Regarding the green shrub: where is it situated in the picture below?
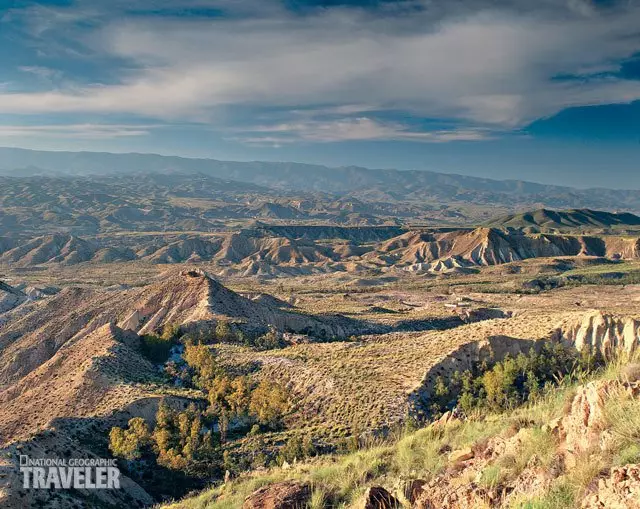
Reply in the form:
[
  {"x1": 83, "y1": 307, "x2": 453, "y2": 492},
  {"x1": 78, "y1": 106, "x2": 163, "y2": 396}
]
[
  {"x1": 140, "y1": 334, "x2": 174, "y2": 364},
  {"x1": 429, "y1": 343, "x2": 600, "y2": 417},
  {"x1": 109, "y1": 417, "x2": 152, "y2": 460}
]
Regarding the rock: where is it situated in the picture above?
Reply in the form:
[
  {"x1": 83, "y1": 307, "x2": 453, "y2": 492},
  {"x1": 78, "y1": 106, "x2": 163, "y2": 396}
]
[
  {"x1": 358, "y1": 486, "x2": 401, "y2": 509},
  {"x1": 541, "y1": 416, "x2": 562, "y2": 435},
  {"x1": 563, "y1": 380, "x2": 640, "y2": 467},
  {"x1": 399, "y1": 479, "x2": 427, "y2": 504},
  {"x1": 242, "y1": 481, "x2": 311, "y2": 509},
  {"x1": 458, "y1": 307, "x2": 511, "y2": 323},
  {"x1": 448, "y1": 447, "x2": 474, "y2": 464},
  {"x1": 581, "y1": 464, "x2": 640, "y2": 509},
  {"x1": 560, "y1": 311, "x2": 640, "y2": 360},
  {"x1": 432, "y1": 411, "x2": 451, "y2": 427}
]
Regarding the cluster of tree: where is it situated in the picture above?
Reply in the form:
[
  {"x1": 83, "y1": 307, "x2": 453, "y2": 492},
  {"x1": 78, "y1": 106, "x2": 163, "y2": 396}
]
[
  {"x1": 109, "y1": 404, "x2": 219, "y2": 478},
  {"x1": 184, "y1": 340, "x2": 291, "y2": 439},
  {"x1": 183, "y1": 321, "x2": 287, "y2": 350},
  {"x1": 140, "y1": 323, "x2": 180, "y2": 363},
  {"x1": 429, "y1": 342, "x2": 598, "y2": 417},
  {"x1": 111, "y1": 339, "x2": 293, "y2": 479}
]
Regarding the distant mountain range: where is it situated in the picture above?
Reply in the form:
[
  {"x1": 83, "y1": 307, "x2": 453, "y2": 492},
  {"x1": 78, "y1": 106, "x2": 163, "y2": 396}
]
[{"x1": 1, "y1": 147, "x2": 640, "y2": 212}]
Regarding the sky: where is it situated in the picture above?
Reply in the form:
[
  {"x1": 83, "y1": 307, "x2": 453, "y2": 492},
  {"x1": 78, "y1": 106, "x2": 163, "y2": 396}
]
[{"x1": 0, "y1": 0, "x2": 639, "y2": 187}]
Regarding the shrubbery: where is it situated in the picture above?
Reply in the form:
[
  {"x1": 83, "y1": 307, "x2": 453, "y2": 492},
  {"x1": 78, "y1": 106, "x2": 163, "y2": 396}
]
[
  {"x1": 109, "y1": 403, "x2": 220, "y2": 479},
  {"x1": 140, "y1": 323, "x2": 180, "y2": 363},
  {"x1": 182, "y1": 321, "x2": 287, "y2": 350},
  {"x1": 112, "y1": 336, "x2": 293, "y2": 478},
  {"x1": 429, "y1": 342, "x2": 598, "y2": 417}
]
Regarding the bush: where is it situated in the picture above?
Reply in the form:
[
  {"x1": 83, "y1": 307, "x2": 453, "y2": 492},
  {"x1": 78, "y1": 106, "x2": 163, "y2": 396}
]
[
  {"x1": 276, "y1": 435, "x2": 316, "y2": 465},
  {"x1": 109, "y1": 417, "x2": 152, "y2": 460},
  {"x1": 429, "y1": 343, "x2": 599, "y2": 417},
  {"x1": 111, "y1": 403, "x2": 220, "y2": 478},
  {"x1": 140, "y1": 334, "x2": 174, "y2": 364},
  {"x1": 249, "y1": 379, "x2": 292, "y2": 429},
  {"x1": 183, "y1": 341, "x2": 222, "y2": 388}
]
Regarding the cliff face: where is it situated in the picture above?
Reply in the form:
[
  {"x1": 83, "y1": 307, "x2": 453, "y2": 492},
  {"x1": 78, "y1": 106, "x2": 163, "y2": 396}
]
[
  {"x1": 1, "y1": 228, "x2": 639, "y2": 273},
  {"x1": 557, "y1": 311, "x2": 640, "y2": 359},
  {"x1": 409, "y1": 311, "x2": 640, "y2": 420},
  {"x1": 408, "y1": 334, "x2": 549, "y2": 419}
]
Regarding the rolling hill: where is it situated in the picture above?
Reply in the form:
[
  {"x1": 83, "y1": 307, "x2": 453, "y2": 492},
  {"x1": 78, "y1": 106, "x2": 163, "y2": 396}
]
[
  {"x1": 487, "y1": 208, "x2": 640, "y2": 231},
  {"x1": 2, "y1": 147, "x2": 640, "y2": 213}
]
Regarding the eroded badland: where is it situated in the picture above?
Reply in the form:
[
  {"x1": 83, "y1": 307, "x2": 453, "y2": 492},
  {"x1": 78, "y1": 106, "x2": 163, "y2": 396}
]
[{"x1": 1, "y1": 164, "x2": 640, "y2": 508}]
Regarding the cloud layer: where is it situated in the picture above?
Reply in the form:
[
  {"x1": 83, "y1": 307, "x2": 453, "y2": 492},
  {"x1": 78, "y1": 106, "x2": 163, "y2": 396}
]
[{"x1": 1, "y1": 0, "x2": 640, "y2": 142}]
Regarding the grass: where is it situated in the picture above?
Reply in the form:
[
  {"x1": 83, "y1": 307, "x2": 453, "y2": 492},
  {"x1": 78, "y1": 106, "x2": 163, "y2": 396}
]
[
  {"x1": 515, "y1": 481, "x2": 575, "y2": 509},
  {"x1": 479, "y1": 464, "x2": 504, "y2": 489},
  {"x1": 603, "y1": 384, "x2": 640, "y2": 449},
  {"x1": 163, "y1": 352, "x2": 640, "y2": 509}
]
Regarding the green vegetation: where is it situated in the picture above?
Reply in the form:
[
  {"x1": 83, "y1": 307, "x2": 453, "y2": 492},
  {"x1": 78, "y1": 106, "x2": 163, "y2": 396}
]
[
  {"x1": 108, "y1": 417, "x2": 151, "y2": 461},
  {"x1": 140, "y1": 323, "x2": 180, "y2": 363},
  {"x1": 111, "y1": 335, "x2": 294, "y2": 483},
  {"x1": 163, "y1": 354, "x2": 640, "y2": 509},
  {"x1": 183, "y1": 321, "x2": 287, "y2": 350},
  {"x1": 429, "y1": 343, "x2": 597, "y2": 417}
]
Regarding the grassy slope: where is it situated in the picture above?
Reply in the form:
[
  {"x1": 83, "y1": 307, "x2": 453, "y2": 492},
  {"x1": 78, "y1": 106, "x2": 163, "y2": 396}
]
[{"x1": 162, "y1": 357, "x2": 640, "y2": 509}]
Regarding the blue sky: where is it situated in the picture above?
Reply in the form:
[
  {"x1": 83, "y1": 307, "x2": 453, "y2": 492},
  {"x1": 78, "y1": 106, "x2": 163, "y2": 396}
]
[{"x1": 0, "y1": 0, "x2": 639, "y2": 187}]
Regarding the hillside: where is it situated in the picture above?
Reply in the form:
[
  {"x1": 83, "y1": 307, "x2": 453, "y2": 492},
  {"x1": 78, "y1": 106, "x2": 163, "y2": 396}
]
[
  {"x1": 487, "y1": 208, "x2": 640, "y2": 231},
  {"x1": 165, "y1": 354, "x2": 640, "y2": 509},
  {"x1": 3, "y1": 228, "x2": 639, "y2": 278},
  {"x1": 1, "y1": 148, "x2": 640, "y2": 215}
]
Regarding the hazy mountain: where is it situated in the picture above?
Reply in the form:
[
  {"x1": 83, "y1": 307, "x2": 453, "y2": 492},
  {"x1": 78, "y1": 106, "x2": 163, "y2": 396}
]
[{"x1": 1, "y1": 147, "x2": 640, "y2": 212}]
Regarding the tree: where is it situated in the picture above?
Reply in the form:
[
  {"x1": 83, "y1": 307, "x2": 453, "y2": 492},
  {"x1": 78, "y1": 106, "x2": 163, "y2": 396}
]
[
  {"x1": 183, "y1": 341, "x2": 220, "y2": 388},
  {"x1": 140, "y1": 334, "x2": 174, "y2": 364},
  {"x1": 249, "y1": 379, "x2": 291, "y2": 429},
  {"x1": 215, "y1": 320, "x2": 233, "y2": 342},
  {"x1": 254, "y1": 327, "x2": 286, "y2": 350},
  {"x1": 153, "y1": 403, "x2": 218, "y2": 474},
  {"x1": 109, "y1": 417, "x2": 152, "y2": 460},
  {"x1": 208, "y1": 376, "x2": 235, "y2": 442}
]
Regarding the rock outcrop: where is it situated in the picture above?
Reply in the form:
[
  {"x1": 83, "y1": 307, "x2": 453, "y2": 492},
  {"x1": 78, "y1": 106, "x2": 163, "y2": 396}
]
[
  {"x1": 2, "y1": 227, "x2": 640, "y2": 273},
  {"x1": 0, "y1": 281, "x2": 26, "y2": 315},
  {"x1": 558, "y1": 311, "x2": 640, "y2": 359},
  {"x1": 582, "y1": 464, "x2": 640, "y2": 509},
  {"x1": 242, "y1": 481, "x2": 311, "y2": 509},
  {"x1": 561, "y1": 380, "x2": 640, "y2": 461},
  {"x1": 358, "y1": 486, "x2": 401, "y2": 509}
]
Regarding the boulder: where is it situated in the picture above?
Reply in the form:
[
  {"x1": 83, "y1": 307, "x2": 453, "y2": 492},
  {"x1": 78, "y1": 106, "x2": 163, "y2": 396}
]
[
  {"x1": 242, "y1": 481, "x2": 311, "y2": 509},
  {"x1": 448, "y1": 447, "x2": 474, "y2": 464},
  {"x1": 400, "y1": 479, "x2": 427, "y2": 504},
  {"x1": 582, "y1": 464, "x2": 640, "y2": 509},
  {"x1": 563, "y1": 380, "x2": 640, "y2": 460},
  {"x1": 358, "y1": 486, "x2": 401, "y2": 509}
]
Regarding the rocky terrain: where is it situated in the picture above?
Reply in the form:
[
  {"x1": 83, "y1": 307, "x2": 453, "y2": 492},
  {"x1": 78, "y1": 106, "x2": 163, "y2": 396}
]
[
  {"x1": 1, "y1": 256, "x2": 639, "y2": 507},
  {"x1": 487, "y1": 208, "x2": 640, "y2": 233},
  {"x1": 2, "y1": 226, "x2": 640, "y2": 281},
  {"x1": 0, "y1": 153, "x2": 640, "y2": 508}
]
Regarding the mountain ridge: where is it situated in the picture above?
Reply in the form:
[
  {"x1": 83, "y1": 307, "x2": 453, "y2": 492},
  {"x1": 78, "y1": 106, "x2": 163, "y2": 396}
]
[
  {"x1": 487, "y1": 208, "x2": 640, "y2": 231},
  {"x1": 0, "y1": 146, "x2": 637, "y2": 195}
]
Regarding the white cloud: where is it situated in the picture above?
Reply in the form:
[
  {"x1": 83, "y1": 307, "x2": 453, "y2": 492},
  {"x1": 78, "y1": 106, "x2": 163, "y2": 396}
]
[
  {"x1": 229, "y1": 117, "x2": 494, "y2": 144},
  {"x1": 1, "y1": 1, "x2": 640, "y2": 142},
  {"x1": 0, "y1": 124, "x2": 151, "y2": 139}
]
